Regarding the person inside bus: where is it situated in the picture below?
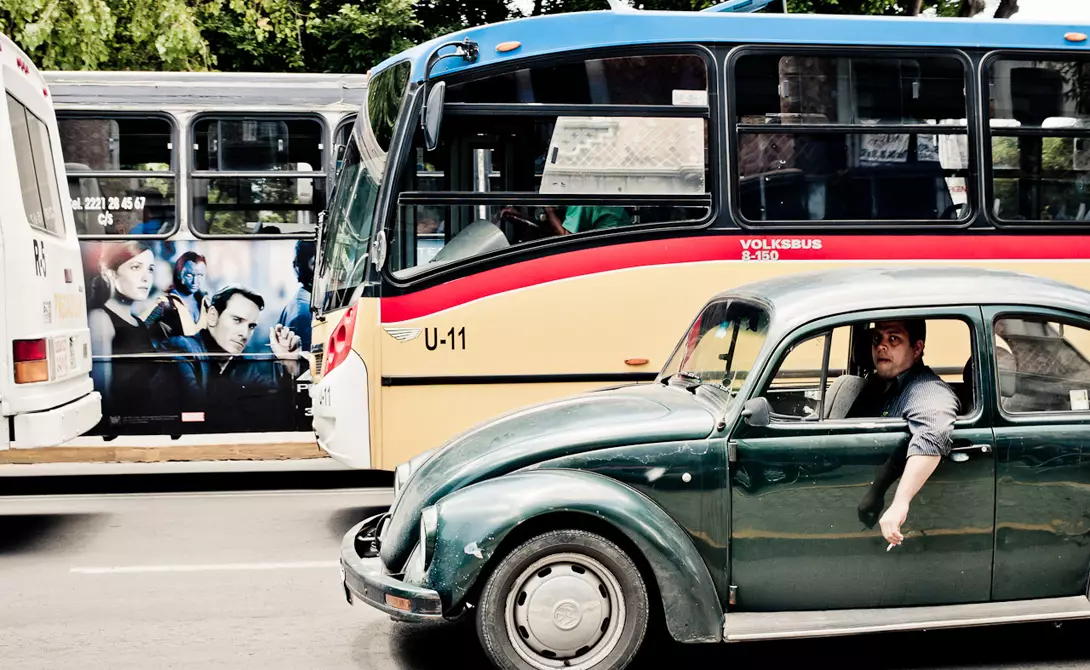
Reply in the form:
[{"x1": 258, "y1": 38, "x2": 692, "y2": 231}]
[
  {"x1": 277, "y1": 240, "x2": 315, "y2": 352},
  {"x1": 166, "y1": 285, "x2": 303, "y2": 431},
  {"x1": 845, "y1": 319, "x2": 959, "y2": 547},
  {"x1": 143, "y1": 251, "x2": 210, "y2": 339},
  {"x1": 88, "y1": 241, "x2": 171, "y2": 420},
  {"x1": 542, "y1": 205, "x2": 631, "y2": 235},
  {"x1": 498, "y1": 205, "x2": 631, "y2": 238}
]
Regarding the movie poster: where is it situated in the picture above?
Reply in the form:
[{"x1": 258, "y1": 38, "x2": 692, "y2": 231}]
[{"x1": 79, "y1": 238, "x2": 315, "y2": 436}]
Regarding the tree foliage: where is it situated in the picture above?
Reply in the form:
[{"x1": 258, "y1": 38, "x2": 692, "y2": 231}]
[{"x1": 0, "y1": 0, "x2": 1015, "y2": 73}]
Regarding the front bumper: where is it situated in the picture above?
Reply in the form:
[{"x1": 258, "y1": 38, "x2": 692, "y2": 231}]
[{"x1": 340, "y1": 514, "x2": 444, "y2": 622}]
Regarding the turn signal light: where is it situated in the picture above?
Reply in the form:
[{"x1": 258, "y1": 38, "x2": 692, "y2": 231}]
[
  {"x1": 14, "y1": 361, "x2": 49, "y2": 384},
  {"x1": 385, "y1": 594, "x2": 411, "y2": 611}
]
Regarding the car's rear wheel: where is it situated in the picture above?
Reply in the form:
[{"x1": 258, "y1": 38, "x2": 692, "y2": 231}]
[{"x1": 476, "y1": 529, "x2": 649, "y2": 670}]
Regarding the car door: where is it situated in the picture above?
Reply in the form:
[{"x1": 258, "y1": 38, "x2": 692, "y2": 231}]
[
  {"x1": 728, "y1": 306, "x2": 997, "y2": 612},
  {"x1": 986, "y1": 307, "x2": 1090, "y2": 602}
]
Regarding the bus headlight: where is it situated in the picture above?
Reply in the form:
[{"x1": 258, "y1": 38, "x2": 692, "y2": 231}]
[{"x1": 420, "y1": 505, "x2": 438, "y2": 569}]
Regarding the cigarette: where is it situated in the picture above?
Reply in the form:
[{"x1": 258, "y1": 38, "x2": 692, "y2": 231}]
[{"x1": 886, "y1": 542, "x2": 895, "y2": 552}]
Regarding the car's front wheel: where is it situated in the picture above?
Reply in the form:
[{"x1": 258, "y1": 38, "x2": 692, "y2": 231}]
[{"x1": 476, "y1": 529, "x2": 649, "y2": 670}]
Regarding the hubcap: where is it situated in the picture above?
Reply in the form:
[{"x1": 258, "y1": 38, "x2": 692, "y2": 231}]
[{"x1": 504, "y1": 552, "x2": 625, "y2": 670}]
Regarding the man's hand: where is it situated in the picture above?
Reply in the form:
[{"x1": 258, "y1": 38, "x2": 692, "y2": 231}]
[
  {"x1": 270, "y1": 324, "x2": 301, "y2": 361},
  {"x1": 879, "y1": 500, "x2": 909, "y2": 546}
]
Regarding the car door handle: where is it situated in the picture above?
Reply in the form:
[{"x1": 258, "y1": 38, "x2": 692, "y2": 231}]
[{"x1": 950, "y1": 443, "x2": 991, "y2": 462}]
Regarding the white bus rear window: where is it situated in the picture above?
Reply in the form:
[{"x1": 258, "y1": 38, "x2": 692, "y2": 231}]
[{"x1": 7, "y1": 93, "x2": 64, "y2": 235}]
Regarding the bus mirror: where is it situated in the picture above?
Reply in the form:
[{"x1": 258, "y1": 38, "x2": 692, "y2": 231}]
[{"x1": 423, "y1": 81, "x2": 446, "y2": 152}]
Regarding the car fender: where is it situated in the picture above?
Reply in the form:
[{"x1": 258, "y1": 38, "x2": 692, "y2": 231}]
[{"x1": 427, "y1": 468, "x2": 723, "y2": 643}]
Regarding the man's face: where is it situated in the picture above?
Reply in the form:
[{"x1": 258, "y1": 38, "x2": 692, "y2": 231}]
[
  {"x1": 180, "y1": 261, "x2": 205, "y2": 295},
  {"x1": 207, "y1": 294, "x2": 261, "y2": 354},
  {"x1": 871, "y1": 321, "x2": 923, "y2": 380}
]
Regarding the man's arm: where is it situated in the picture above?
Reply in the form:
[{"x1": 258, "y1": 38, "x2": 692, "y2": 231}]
[
  {"x1": 879, "y1": 380, "x2": 958, "y2": 545},
  {"x1": 880, "y1": 455, "x2": 941, "y2": 545}
]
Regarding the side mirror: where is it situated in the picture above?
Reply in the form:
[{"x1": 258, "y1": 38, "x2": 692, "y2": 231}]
[
  {"x1": 741, "y1": 397, "x2": 772, "y2": 428},
  {"x1": 423, "y1": 81, "x2": 446, "y2": 152}
]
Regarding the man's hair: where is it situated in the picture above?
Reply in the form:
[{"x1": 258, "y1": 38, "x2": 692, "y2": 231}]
[
  {"x1": 904, "y1": 319, "x2": 926, "y2": 345},
  {"x1": 294, "y1": 240, "x2": 316, "y2": 282},
  {"x1": 210, "y1": 284, "x2": 264, "y2": 314}
]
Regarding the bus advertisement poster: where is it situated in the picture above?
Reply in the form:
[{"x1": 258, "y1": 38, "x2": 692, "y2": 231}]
[{"x1": 79, "y1": 238, "x2": 314, "y2": 436}]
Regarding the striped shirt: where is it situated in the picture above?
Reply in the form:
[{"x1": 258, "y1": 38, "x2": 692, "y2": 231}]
[{"x1": 878, "y1": 362, "x2": 960, "y2": 458}]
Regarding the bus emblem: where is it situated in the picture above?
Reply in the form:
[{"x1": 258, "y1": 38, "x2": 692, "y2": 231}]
[{"x1": 384, "y1": 327, "x2": 422, "y2": 343}]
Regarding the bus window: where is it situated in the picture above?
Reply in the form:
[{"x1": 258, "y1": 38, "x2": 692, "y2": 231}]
[
  {"x1": 8, "y1": 93, "x2": 64, "y2": 236},
  {"x1": 389, "y1": 52, "x2": 711, "y2": 278},
  {"x1": 57, "y1": 116, "x2": 175, "y2": 236},
  {"x1": 333, "y1": 115, "x2": 356, "y2": 173},
  {"x1": 731, "y1": 52, "x2": 971, "y2": 223},
  {"x1": 446, "y1": 53, "x2": 707, "y2": 105},
  {"x1": 190, "y1": 117, "x2": 326, "y2": 236},
  {"x1": 987, "y1": 56, "x2": 1090, "y2": 223}
]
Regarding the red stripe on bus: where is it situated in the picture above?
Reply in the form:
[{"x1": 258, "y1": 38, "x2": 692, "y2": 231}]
[{"x1": 380, "y1": 235, "x2": 1090, "y2": 322}]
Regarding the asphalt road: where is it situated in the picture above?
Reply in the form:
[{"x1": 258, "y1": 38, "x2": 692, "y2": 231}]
[{"x1": 1, "y1": 478, "x2": 1089, "y2": 670}]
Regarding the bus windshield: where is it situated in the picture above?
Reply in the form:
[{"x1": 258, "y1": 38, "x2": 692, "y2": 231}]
[
  {"x1": 318, "y1": 139, "x2": 381, "y2": 311},
  {"x1": 317, "y1": 61, "x2": 410, "y2": 312}
]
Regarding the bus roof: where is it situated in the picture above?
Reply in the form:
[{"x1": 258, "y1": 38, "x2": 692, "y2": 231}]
[
  {"x1": 377, "y1": 9, "x2": 1090, "y2": 81},
  {"x1": 2, "y1": 35, "x2": 49, "y2": 97},
  {"x1": 41, "y1": 70, "x2": 369, "y2": 110}
]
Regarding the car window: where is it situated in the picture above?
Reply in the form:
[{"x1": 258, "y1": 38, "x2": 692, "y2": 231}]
[
  {"x1": 761, "y1": 317, "x2": 974, "y2": 422},
  {"x1": 766, "y1": 327, "x2": 851, "y2": 419},
  {"x1": 995, "y1": 316, "x2": 1090, "y2": 414}
]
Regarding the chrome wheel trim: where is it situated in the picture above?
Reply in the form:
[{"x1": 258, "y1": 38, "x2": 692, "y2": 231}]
[{"x1": 503, "y1": 552, "x2": 626, "y2": 670}]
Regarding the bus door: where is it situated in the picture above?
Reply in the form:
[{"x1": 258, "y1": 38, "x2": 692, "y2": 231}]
[{"x1": 1, "y1": 37, "x2": 100, "y2": 449}]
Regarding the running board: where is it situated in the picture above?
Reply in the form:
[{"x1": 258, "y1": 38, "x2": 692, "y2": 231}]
[{"x1": 724, "y1": 595, "x2": 1090, "y2": 642}]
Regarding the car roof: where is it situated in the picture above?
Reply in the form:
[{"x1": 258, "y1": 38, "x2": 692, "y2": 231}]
[{"x1": 718, "y1": 266, "x2": 1090, "y2": 336}]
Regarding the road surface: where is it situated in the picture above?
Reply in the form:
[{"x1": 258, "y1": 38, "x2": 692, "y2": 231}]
[{"x1": 1, "y1": 479, "x2": 1088, "y2": 669}]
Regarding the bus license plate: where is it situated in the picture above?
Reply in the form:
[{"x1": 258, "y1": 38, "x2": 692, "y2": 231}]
[{"x1": 52, "y1": 336, "x2": 74, "y2": 378}]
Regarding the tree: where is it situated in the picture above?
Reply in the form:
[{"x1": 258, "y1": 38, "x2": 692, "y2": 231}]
[{"x1": 0, "y1": 0, "x2": 210, "y2": 71}]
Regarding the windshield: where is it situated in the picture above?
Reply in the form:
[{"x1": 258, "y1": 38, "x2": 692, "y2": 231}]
[
  {"x1": 315, "y1": 61, "x2": 410, "y2": 313},
  {"x1": 659, "y1": 299, "x2": 771, "y2": 397},
  {"x1": 317, "y1": 139, "x2": 381, "y2": 311}
]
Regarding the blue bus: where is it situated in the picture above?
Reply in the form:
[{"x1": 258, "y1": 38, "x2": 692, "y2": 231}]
[{"x1": 309, "y1": 5, "x2": 1090, "y2": 476}]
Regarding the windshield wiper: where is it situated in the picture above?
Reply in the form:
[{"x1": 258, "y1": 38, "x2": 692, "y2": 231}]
[{"x1": 664, "y1": 371, "x2": 702, "y2": 391}]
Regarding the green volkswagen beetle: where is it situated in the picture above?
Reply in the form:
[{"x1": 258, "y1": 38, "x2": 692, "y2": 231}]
[{"x1": 339, "y1": 267, "x2": 1090, "y2": 670}]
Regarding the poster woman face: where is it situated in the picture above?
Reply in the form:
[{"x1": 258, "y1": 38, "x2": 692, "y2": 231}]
[{"x1": 110, "y1": 249, "x2": 154, "y2": 302}]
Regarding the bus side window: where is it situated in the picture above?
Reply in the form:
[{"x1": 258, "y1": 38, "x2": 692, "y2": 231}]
[
  {"x1": 57, "y1": 115, "x2": 176, "y2": 236},
  {"x1": 190, "y1": 116, "x2": 326, "y2": 236},
  {"x1": 987, "y1": 56, "x2": 1090, "y2": 224},
  {"x1": 390, "y1": 52, "x2": 713, "y2": 278},
  {"x1": 7, "y1": 92, "x2": 65, "y2": 236},
  {"x1": 731, "y1": 51, "x2": 972, "y2": 224}
]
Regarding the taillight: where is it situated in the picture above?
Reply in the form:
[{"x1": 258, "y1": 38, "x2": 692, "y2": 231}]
[
  {"x1": 323, "y1": 304, "x2": 358, "y2": 375},
  {"x1": 13, "y1": 338, "x2": 49, "y2": 383}
]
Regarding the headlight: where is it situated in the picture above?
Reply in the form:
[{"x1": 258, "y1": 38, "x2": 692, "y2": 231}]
[{"x1": 419, "y1": 505, "x2": 438, "y2": 569}]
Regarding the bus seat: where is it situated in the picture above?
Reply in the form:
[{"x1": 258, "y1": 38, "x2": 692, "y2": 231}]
[
  {"x1": 824, "y1": 374, "x2": 865, "y2": 419},
  {"x1": 430, "y1": 219, "x2": 509, "y2": 265}
]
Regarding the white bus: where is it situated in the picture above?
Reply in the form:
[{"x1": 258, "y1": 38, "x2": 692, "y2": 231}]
[{"x1": 1, "y1": 35, "x2": 101, "y2": 450}]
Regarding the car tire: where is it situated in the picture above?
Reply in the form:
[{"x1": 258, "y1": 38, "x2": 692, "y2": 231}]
[{"x1": 476, "y1": 529, "x2": 649, "y2": 670}]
